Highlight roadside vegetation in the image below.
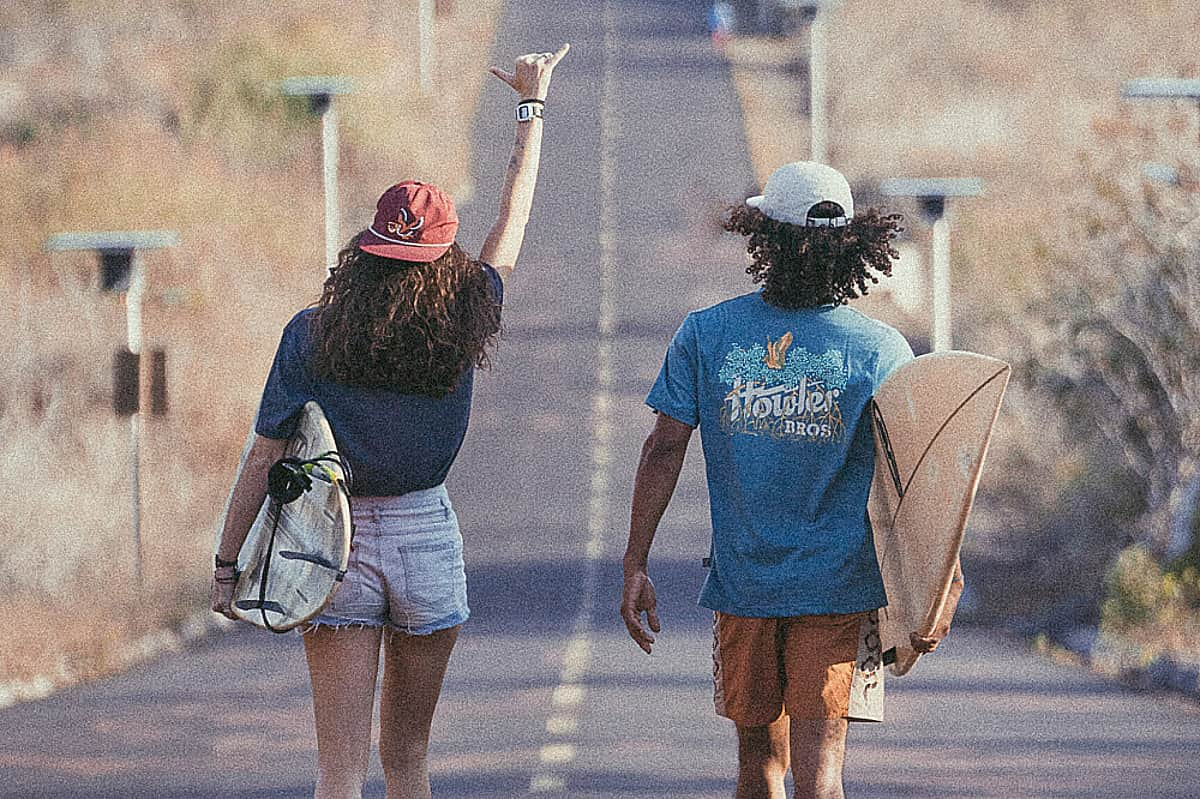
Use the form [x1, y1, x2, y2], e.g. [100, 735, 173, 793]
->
[727, 0, 1199, 687]
[0, 0, 501, 702]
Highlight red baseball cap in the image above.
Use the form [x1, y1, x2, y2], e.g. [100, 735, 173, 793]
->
[359, 181, 458, 262]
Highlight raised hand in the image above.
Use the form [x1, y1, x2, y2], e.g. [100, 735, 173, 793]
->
[489, 43, 570, 101]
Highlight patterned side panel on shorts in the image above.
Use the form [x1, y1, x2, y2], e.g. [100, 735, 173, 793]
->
[712, 612, 727, 716]
[847, 609, 885, 722]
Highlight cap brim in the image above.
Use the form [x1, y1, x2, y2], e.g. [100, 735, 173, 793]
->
[358, 230, 451, 263]
[746, 195, 765, 209]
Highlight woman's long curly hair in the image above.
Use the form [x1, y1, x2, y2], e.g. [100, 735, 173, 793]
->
[724, 202, 904, 309]
[311, 233, 501, 397]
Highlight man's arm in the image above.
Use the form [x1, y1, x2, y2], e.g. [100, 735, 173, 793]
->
[621, 412, 694, 654]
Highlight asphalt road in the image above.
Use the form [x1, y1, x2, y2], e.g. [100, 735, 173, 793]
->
[3, 1, 1200, 797]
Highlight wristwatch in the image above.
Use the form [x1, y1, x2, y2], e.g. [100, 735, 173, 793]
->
[516, 99, 544, 122]
[215, 554, 238, 569]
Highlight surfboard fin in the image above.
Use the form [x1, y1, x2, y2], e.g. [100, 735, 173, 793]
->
[235, 599, 287, 614]
[278, 550, 345, 578]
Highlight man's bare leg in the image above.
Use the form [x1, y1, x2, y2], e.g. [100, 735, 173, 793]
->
[789, 719, 848, 799]
[735, 715, 790, 799]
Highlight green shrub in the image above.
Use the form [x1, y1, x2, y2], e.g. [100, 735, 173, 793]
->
[1102, 544, 1200, 653]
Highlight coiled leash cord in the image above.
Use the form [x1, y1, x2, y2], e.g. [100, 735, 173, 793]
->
[236, 452, 353, 633]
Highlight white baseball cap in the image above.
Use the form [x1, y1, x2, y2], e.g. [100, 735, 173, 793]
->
[746, 161, 854, 227]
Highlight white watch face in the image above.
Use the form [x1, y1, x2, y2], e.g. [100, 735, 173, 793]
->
[516, 103, 542, 122]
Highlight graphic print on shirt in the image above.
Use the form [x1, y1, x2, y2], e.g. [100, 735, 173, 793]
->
[718, 333, 847, 443]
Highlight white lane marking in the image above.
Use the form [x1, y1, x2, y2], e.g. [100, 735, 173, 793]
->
[546, 715, 580, 735]
[562, 636, 592, 682]
[539, 743, 578, 764]
[551, 683, 586, 708]
[527, 2, 620, 794]
[529, 774, 565, 793]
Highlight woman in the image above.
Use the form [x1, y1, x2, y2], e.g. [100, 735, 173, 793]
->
[211, 45, 569, 799]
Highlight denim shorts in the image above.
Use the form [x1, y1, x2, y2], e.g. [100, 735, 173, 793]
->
[302, 485, 469, 636]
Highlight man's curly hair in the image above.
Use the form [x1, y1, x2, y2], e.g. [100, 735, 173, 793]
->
[310, 234, 501, 398]
[724, 202, 904, 309]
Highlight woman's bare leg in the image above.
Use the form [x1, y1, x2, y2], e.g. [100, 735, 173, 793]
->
[378, 625, 460, 799]
[303, 626, 384, 799]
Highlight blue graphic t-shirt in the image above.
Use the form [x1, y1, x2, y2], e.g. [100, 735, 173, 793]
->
[646, 291, 913, 617]
[255, 264, 503, 497]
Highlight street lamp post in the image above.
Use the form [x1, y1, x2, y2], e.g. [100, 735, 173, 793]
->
[879, 178, 984, 352]
[787, 0, 840, 163]
[44, 230, 179, 589]
[281, 76, 355, 276]
[1123, 79, 1200, 558]
[1122, 78, 1200, 143]
[418, 0, 436, 97]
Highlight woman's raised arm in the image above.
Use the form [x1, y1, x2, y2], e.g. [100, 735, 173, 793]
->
[479, 44, 570, 278]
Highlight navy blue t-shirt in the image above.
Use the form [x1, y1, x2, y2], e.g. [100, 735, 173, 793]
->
[255, 265, 502, 497]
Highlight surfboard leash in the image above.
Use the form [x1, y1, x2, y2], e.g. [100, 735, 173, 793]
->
[872, 400, 905, 500]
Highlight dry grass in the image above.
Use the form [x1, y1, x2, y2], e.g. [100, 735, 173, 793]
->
[0, 0, 503, 692]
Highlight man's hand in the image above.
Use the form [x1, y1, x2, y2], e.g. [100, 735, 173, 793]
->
[909, 632, 941, 654]
[621, 570, 661, 654]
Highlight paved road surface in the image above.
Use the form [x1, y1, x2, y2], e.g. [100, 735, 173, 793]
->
[3, 1, 1199, 797]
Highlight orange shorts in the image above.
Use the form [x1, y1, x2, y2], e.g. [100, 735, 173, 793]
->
[712, 610, 870, 725]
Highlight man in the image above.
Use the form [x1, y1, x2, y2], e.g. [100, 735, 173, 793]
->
[620, 161, 945, 799]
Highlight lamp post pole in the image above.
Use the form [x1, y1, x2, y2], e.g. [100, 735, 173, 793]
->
[929, 210, 951, 352]
[44, 231, 179, 590]
[791, 1, 839, 163]
[419, 0, 436, 97]
[321, 104, 340, 273]
[880, 179, 984, 351]
[282, 77, 355, 276]
[808, 6, 828, 163]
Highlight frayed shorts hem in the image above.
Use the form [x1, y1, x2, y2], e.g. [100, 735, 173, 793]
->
[298, 609, 468, 637]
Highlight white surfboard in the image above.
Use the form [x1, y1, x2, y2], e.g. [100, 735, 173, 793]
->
[217, 402, 353, 632]
[869, 351, 1009, 676]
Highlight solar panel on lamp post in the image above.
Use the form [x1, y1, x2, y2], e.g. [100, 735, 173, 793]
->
[1143, 162, 1181, 187]
[1122, 78, 1200, 143]
[44, 230, 180, 590]
[879, 178, 984, 352]
[281, 76, 355, 277]
[781, 0, 840, 163]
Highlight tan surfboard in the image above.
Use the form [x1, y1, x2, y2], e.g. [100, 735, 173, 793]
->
[868, 351, 1009, 676]
[218, 401, 353, 632]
